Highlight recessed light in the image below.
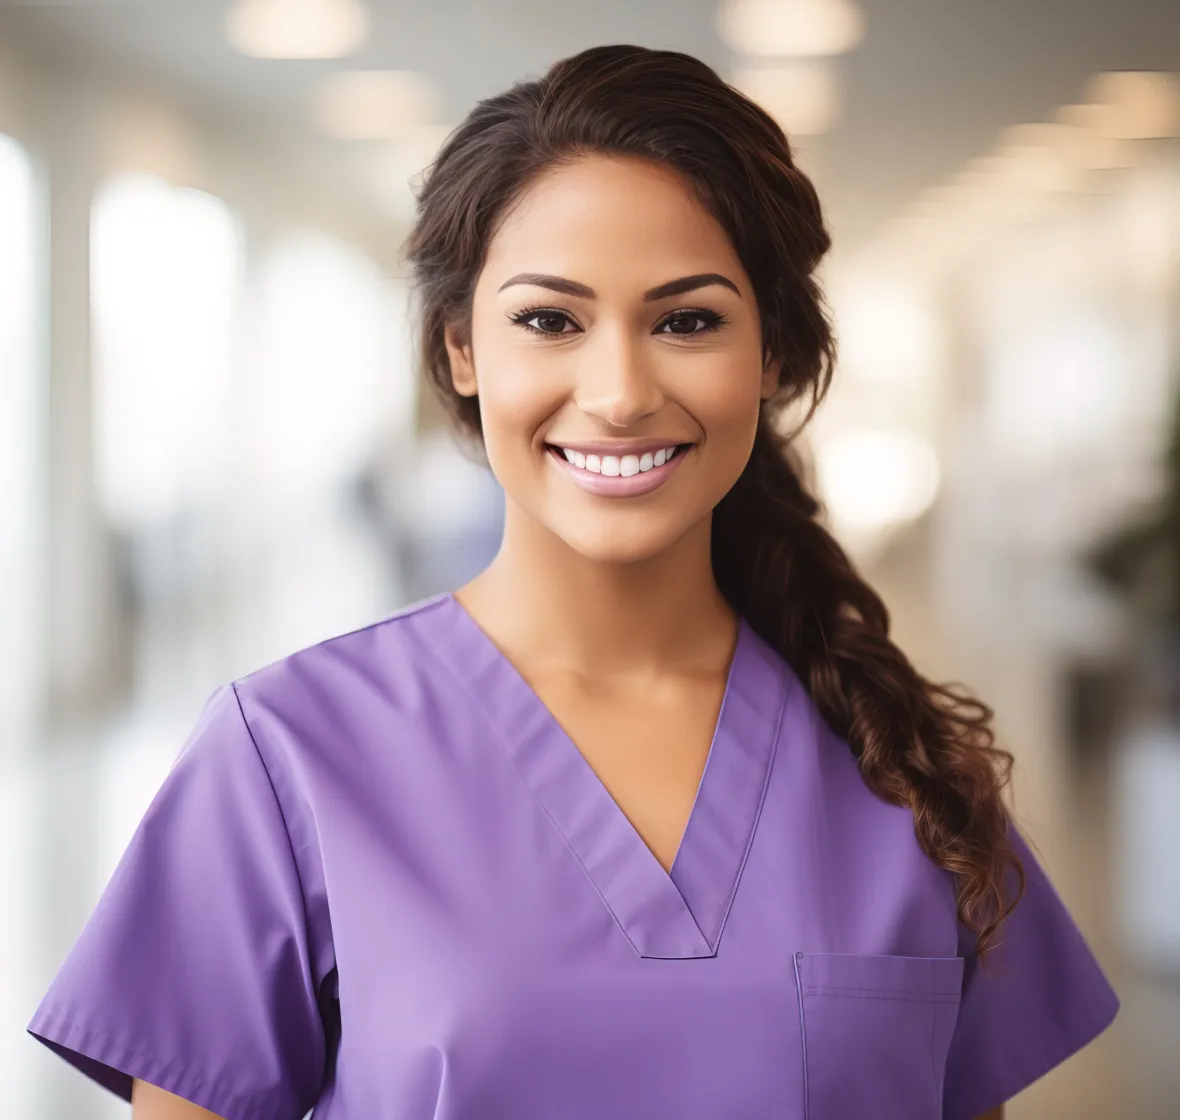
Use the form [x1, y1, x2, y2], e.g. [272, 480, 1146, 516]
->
[225, 0, 369, 61]
[717, 0, 865, 58]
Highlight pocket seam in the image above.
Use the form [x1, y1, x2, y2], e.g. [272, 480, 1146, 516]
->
[794, 952, 964, 1120]
[792, 952, 810, 1120]
[930, 995, 940, 1108]
[802, 986, 961, 1004]
[796, 951, 965, 999]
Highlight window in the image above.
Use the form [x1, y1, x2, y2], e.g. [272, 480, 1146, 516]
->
[0, 133, 38, 754]
[91, 172, 243, 528]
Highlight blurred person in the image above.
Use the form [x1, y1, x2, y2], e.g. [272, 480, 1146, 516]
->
[359, 427, 506, 601]
[27, 45, 1117, 1120]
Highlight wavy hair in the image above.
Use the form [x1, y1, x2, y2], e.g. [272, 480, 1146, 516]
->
[402, 44, 1024, 957]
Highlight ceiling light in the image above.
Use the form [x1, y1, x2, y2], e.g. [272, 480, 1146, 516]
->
[1081, 71, 1180, 140]
[1054, 106, 1133, 169]
[993, 124, 1081, 193]
[732, 62, 841, 135]
[815, 427, 940, 530]
[717, 0, 865, 58]
[310, 70, 440, 140]
[949, 155, 1010, 191]
[998, 119, 1127, 172]
[226, 0, 368, 60]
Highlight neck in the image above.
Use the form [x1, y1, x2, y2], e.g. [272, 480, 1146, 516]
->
[455, 501, 738, 678]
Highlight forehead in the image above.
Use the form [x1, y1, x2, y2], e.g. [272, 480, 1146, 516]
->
[479, 154, 747, 293]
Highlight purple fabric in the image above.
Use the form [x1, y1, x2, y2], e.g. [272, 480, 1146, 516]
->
[28, 592, 1119, 1119]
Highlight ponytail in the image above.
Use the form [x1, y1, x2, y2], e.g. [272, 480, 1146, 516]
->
[713, 419, 1025, 958]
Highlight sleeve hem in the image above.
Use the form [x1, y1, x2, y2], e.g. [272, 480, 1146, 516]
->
[943, 987, 1121, 1120]
[27, 1004, 300, 1120]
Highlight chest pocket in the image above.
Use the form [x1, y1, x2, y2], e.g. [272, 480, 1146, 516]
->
[793, 951, 964, 1120]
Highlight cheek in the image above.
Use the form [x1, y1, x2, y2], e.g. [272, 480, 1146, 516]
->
[473, 357, 564, 459]
[689, 363, 764, 445]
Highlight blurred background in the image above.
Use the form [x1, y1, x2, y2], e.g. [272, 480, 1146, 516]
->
[1, 1, 1178, 1116]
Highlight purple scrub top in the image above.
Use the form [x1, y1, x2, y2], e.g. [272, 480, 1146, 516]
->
[28, 592, 1119, 1120]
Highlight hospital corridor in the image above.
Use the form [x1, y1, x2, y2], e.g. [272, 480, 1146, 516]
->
[2, 2, 1179, 1117]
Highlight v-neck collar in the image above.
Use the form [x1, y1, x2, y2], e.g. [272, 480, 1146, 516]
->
[417, 592, 795, 960]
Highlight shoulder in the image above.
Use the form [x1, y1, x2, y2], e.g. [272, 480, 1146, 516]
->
[198, 593, 465, 830]
[790, 666, 938, 857]
[229, 592, 456, 733]
[768, 659, 961, 951]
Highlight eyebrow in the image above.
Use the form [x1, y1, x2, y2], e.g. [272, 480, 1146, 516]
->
[496, 271, 742, 301]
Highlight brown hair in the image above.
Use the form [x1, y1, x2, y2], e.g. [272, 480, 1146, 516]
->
[403, 44, 1024, 957]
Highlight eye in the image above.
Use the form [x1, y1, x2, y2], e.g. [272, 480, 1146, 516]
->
[509, 306, 580, 336]
[657, 309, 729, 336]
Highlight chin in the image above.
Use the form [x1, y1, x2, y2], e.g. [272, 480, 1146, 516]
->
[554, 516, 696, 567]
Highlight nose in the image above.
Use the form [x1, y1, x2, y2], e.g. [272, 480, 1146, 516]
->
[573, 324, 665, 428]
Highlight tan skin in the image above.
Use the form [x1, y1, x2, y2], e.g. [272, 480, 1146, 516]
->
[130, 155, 1004, 1120]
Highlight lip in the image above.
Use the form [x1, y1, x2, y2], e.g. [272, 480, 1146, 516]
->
[545, 438, 691, 457]
[545, 442, 690, 498]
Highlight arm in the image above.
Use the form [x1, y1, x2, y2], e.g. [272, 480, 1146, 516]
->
[131, 1078, 227, 1119]
[973, 1108, 1004, 1120]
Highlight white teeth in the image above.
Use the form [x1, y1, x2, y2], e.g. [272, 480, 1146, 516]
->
[556, 445, 684, 475]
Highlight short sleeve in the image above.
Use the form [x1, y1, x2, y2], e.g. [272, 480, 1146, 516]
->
[942, 823, 1120, 1120]
[27, 683, 332, 1120]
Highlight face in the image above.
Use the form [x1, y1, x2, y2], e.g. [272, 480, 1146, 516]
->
[444, 154, 780, 565]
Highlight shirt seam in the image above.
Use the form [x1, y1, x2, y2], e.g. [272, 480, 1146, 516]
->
[411, 631, 654, 958]
[792, 951, 811, 1120]
[801, 986, 962, 1003]
[232, 595, 452, 691]
[708, 661, 794, 952]
[228, 682, 311, 913]
[228, 680, 337, 1007]
[28, 1005, 287, 1120]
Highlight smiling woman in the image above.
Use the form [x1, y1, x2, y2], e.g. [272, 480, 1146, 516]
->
[504, 269, 738, 490]
[439, 155, 778, 569]
[28, 43, 1115, 1120]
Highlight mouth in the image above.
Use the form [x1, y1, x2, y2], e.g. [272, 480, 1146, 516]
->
[543, 441, 694, 498]
[545, 442, 691, 475]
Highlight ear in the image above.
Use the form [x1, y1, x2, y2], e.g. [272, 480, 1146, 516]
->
[444, 322, 478, 398]
[760, 352, 782, 400]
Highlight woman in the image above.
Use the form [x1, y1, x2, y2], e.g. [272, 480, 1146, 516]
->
[28, 44, 1119, 1120]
